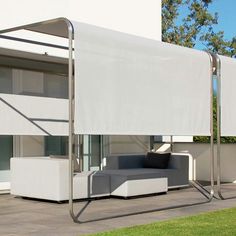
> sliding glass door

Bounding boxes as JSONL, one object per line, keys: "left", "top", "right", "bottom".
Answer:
{"left": 0, "top": 136, "right": 13, "bottom": 189}
{"left": 83, "top": 135, "right": 102, "bottom": 171}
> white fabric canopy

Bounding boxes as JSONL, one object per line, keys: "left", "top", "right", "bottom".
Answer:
{"left": 220, "top": 55, "right": 236, "bottom": 136}
{"left": 74, "top": 22, "right": 211, "bottom": 136}
{"left": 0, "top": 94, "right": 68, "bottom": 135}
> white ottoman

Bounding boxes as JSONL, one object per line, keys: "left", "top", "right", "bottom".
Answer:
{"left": 104, "top": 169, "right": 168, "bottom": 197}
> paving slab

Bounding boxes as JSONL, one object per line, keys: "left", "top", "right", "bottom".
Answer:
{"left": 0, "top": 184, "right": 236, "bottom": 236}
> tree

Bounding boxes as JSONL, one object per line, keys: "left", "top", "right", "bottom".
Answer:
{"left": 202, "top": 32, "right": 236, "bottom": 58}
{"left": 162, "top": 0, "right": 236, "bottom": 58}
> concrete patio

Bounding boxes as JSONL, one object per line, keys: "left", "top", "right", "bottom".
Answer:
{"left": 0, "top": 184, "right": 236, "bottom": 236}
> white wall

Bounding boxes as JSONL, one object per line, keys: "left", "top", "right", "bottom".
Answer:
{"left": 108, "top": 135, "right": 150, "bottom": 154}
{"left": 0, "top": 0, "right": 67, "bottom": 29}
{"left": 162, "top": 136, "right": 193, "bottom": 142}
{"left": 0, "top": 0, "right": 161, "bottom": 40}
{"left": 0, "top": 0, "right": 161, "bottom": 56}
{"left": 69, "top": 0, "right": 161, "bottom": 40}
{"left": 20, "top": 136, "right": 44, "bottom": 157}
{"left": 173, "top": 143, "right": 236, "bottom": 183}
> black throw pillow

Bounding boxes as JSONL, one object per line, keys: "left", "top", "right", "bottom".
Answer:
{"left": 143, "top": 152, "right": 170, "bottom": 169}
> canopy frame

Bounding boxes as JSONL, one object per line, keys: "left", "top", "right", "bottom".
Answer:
{"left": 0, "top": 17, "right": 215, "bottom": 223}
{"left": 215, "top": 54, "right": 236, "bottom": 200}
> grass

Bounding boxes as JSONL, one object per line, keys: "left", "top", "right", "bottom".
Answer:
{"left": 86, "top": 207, "right": 236, "bottom": 236}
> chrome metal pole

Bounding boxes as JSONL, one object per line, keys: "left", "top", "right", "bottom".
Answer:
{"left": 170, "top": 135, "right": 173, "bottom": 152}
{"left": 67, "top": 21, "right": 78, "bottom": 222}
{"left": 149, "top": 136, "right": 154, "bottom": 151}
{"left": 209, "top": 52, "right": 215, "bottom": 199}
{"left": 100, "top": 135, "right": 104, "bottom": 170}
{"left": 190, "top": 52, "right": 215, "bottom": 200}
{"left": 214, "top": 54, "right": 236, "bottom": 200}
{"left": 215, "top": 54, "right": 224, "bottom": 199}
{"left": 79, "top": 135, "right": 84, "bottom": 172}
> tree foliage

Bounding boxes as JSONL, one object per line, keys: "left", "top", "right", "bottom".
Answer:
{"left": 202, "top": 32, "right": 236, "bottom": 57}
{"left": 162, "top": 0, "right": 236, "bottom": 57}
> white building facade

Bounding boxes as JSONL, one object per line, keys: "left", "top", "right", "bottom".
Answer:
{"left": 0, "top": 0, "right": 162, "bottom": 191}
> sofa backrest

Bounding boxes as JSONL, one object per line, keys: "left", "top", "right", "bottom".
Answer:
{"left": 168, "top": 154, "right": 189, "bottom": 169}
{"left": 105, "top": 153, "right": 189, "bottom": 171}
{"left": 104, "top": 154, "right": 145, "bottom": 169}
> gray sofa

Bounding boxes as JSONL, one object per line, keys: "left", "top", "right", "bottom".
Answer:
{"left": 104, "top": 153, "right": 190, "bottom": 189}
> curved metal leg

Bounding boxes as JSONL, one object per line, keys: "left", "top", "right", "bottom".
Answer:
{"left": 67, "top": 20, "right": 80, "bottom": 222}
{"left": 206, "top": 52, "right": 215, "bottom": 200}
{"left": 216, "top": 54, "right": 224, "bottom": 199}
{"left": 189, "top": 52, "right": 215, "bottom": 202}
{"left": 215, "top": 54, "right": 236, "bottom": 200}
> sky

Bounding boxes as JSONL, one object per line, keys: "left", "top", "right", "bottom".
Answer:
{"left": 208, "top": 0, "right": 236, "bottom": 40}
{"left": 177, "top": 0, "right": 236, "bottom": 49}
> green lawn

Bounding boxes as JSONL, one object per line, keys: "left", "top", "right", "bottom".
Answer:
{"left": 86, "top": 207, "right": 236, "bottom": 236}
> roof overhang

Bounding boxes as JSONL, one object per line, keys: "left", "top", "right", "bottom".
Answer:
{"left": 0, "top": 18, "right": 73, "bottom": 38}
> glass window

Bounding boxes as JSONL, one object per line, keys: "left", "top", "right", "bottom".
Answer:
{"left": 44, "top": 73, "right": 68, "bottom": 99}
{"left": 83, "top": 135, "right": 101, "bottom": 170}
{"left": 12, "top": 69, "right": 44, "bottom": 96}
{"left": 90, "top": 135, "right": 101, "bottom": 167}
{"left": 0, "top": 67, "right": 12, "bottom": 94}
{"left": 0, "top": 136, "right": 13, "bottom": 183}
{"left": 0, "top": 67, "right": 68, "bottom": 99}
{"left": 44, "top": 136, "right": 68, "bottom": 156}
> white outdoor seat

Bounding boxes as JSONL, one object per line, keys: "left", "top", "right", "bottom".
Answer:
{"left": 10, "top": 157, "right": 110, "bottom": 201}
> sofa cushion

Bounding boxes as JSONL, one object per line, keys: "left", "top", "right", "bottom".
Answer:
{"left": 143, "top": 152, "right": 170, "bottom": 169}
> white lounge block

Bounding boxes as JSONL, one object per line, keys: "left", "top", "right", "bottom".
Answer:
{"left": 103, "top": 169, "right": 168, "bottom": 197}
{"left": 10, "top": 157, "right": 110, "bottom": 201}
{"left": 111, "top": 177, "right": 167, "bottom": 197}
